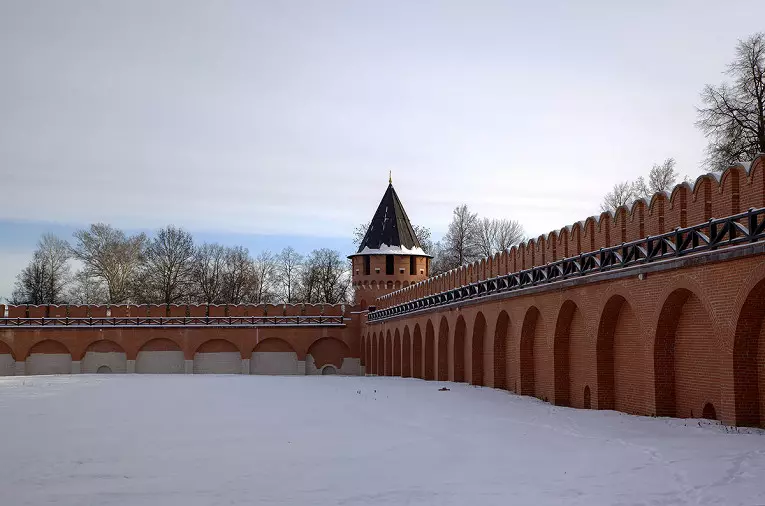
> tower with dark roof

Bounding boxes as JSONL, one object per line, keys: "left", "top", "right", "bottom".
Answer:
{"left": 349, "top": 178, "right": 431, "bottom": 308}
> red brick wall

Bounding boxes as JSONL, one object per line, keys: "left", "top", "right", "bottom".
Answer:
{"left": 365, "top": 249, "right": 765, "bottom": 427}
{"left": 384, "top": 155, "right": 765, "bottom": 308}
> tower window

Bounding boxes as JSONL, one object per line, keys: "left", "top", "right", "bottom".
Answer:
{"left": 386, "top": 255, "right": 394, "bottom": 275}
{"left": 410, "top": 256, "right": 416, "bottom": 275}
{"left": 363, "top": 255, "right": 371, "bottom": 276}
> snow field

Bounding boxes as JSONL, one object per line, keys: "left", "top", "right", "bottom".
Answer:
{"left": 0, "top": 375, "right": 763, "bottom": 505}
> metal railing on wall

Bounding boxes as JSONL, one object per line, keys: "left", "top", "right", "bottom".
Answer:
{"left": 369, "top": 207, "right": 765, "bottom": 322}
{"left": 0, "top": 315, "right": 346, "bottom": 328}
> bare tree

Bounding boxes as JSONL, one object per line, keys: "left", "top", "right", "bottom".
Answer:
{"left": 276, "top": 247, "right": 303, "bottom": 303}
{"left": 633, "top": 158, "right": 679, "bottom": 201}
{"left": 11, "top": 234, "right": 71, "bottom": 305}
{"left": 412, "top": 225, "right": 433, "bottom": 254}
{"left": 252, "top": 250, "right": 277, "bottom": 303}
{"left": 475, "top": 217, "right": 526, "bottom": 258}
{"left": 493, "top": 218, "right": 526, "bottom": 252}
{"left": 296, "top": 259, "right": 321, "bottom": 303}
{"left": 600, "top": 181, "right": 636, "bottom": 213}
{"left": 67, "top": 271, "right": 108, "bottom": 305}
{"left": 427, "top": 241, "right": 451, "bottom": 277}
{"left": 221, "top": 246, "right": 256, "bottom": 305}
{"left": 192, "top": 243, "right": 226, "bottom": 304}
{"left": 697, "top": 32, "right": 765, "bottom": 170}
{"left": 70, "top": 223, "right": 146, "bottom": 304}
{"left": 439, "top": 204, "right": 480, "bottom": 270}
{"left": 135, "top": 226, "right": 195, "bottom": 304}
{"left": 352, "top": 223, "right": 369, "bottom": 247}
{"left": 298, "top": 249, "right": 349, "bottom": 304}
{"left": 475, "top": 218, "right": 498, "bottom": 259}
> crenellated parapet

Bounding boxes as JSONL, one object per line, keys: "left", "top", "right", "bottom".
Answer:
{"left": 1, "top": 303, "right": 352, "bottom": 321}
{"left": 378, "top": 155, "right": 765, "bottom": 309}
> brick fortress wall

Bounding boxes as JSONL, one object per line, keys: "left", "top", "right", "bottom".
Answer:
{"left": 365, "top": 155, "right": 765, "bottom": 427}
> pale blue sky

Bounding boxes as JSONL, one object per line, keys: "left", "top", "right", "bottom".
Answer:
{"left": 1, "top": 0, "right": 764, "bottom": 300}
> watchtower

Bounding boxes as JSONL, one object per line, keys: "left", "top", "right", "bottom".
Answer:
{"left": 349, "top": 176, "right": 431, "bottom": 308}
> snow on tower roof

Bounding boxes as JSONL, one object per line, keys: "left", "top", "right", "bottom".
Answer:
{"left": 350, "top": 181, "right": 430, "bottom": 257}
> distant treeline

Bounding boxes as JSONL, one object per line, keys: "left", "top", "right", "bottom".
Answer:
{"left": 9, "top": 224, "right": 350, "bottom": 306}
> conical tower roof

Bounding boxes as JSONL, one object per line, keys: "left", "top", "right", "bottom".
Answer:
{"left": 351, "top": 181, "right": 430, "bottom": 257}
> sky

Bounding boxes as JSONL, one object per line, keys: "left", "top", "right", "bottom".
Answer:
{"left": 1, "top": 1, "right": 764, "bottom": 300}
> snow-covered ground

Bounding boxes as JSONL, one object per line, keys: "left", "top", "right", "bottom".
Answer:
{"left": 1, "top": 376, "right": 764, "bottom": 505}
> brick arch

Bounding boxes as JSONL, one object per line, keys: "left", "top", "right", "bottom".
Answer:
{"left": 437, "top": 317, "right": 449, "bottom": 381}
{"left": 195, "top": 339, "right": 241, "bottom": 356}
{"left": 83, "top": 339, "right": 125, "bottom": 355}
{"left": 385, "top": 330, "right": 393, "bottom": 376}
{"left": 520, "top": 306, "right": 539, "bottom": 396}
{"left": 596, "top": 294, "right": 643, "bottom": 413}
{"left": 80, "top": 339, "right": 127, "bottom": 374}
{"left": 402, "top": 326, "right": 411, "bottom": 378}
{"left": 138, "top": 338, "right": 182, "bottom": 352}
{"left": 25, "top": 339, "right": 70, "bottom": 359}
{"left": 307, "top": 337, "right": 351, "bottom": 369}
{"left": 250, "top": 337, "right": 298, "bottom": 376}
{"left": 360, "top": 334, "right": 366, "bottom": 367}
{"left": 650, "top": 277, "right": 723, "bottom": 352}
{"left": 253, "top": 337, "right": 295, "bottom": 354}
{"left": 25, "top": 339, "right": 72, "bottom": 375}
{"left": 653, "top": 287, "right": 717, "bottom": 418}
{"left": 0, "top": 339, "right": 16, "bottom": 360}
{"left": 471, "top": 312, "right": 486, "bottom": 386}
{"left": 193, "top": 339, "right": 242, "bottom": 374}
{"left": 553, "top": 300, "right": 577, "bottom": 407}
{"left": 425, "top": 320, "right": 436, "bottom": 380}
{"left": 453, "top": 315, "right": 466, "bottom": 382}
{"left": 597, "top": 296, "right": 622, "bottom": 410}
{"left": 733, "top": 275, "right": 765, "bottom": 426}
{"left": 414, "top": 323, "right": 424, "bottom": 379}
{"left": 136, "top": 338, "right": 184, "bottom": 374}
{"left": 376, "top": 332, "right": 384, "bottom": 375}
{"left": 393, "top": 328, "right": 402, "bottom": 376}
{"left": 371, "top": 332, "right": 378, "bottom": 375}
{"left": 493, "top": 310, "right": 510, "bottom": 390}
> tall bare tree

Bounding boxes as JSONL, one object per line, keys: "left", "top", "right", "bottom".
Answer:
{"left": 298, "top": 249, "right": 350, "bottom": 304}
{"left": 192, "top": 243, "right": 226, "bottom": 304}
{"left": 276, "top": 247, "right": 303, "bottom": 303}
{"left": 70, "top": 223, "right": 146, "bottom": 303}
{"left": 494, "top": 219, "right": 525, "bottom": 252}
{"left": 697, "top": 32, "right": 765, "bottom": 170}
{"left": 440, "top": 204, "right": 480, "bottom": 270}
{"left": 11, "top": 234, "right": 71, "bottom": 305}
{"left": 601, "top": 181, "right": 637, "bottom": 213}
{"left": 633, "top": 158, "right": 679, "bottom": 201}
{"left": 221, "top": 246, "right": 256, "bottom": 305}
{"left": 135, "top": 226, "right": 195, "bottom": 305}
{"left": 475, "top": 217, "right": 526, "bottom": 258}
{"left": 252, "top": 250, "right": 276, "bottom": 303}
{"left": 67, "top": 271, "right": 108, "bottom": 305}
{"left": 296, "top": 259, "right": 321, "bottom": 303}
{"left": 412, "top": 225, "right": 433, "bottom": 254}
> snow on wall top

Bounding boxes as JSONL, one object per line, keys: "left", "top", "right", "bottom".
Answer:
{"left": 352, "top": 183, "right": 428, "bottom": 257}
